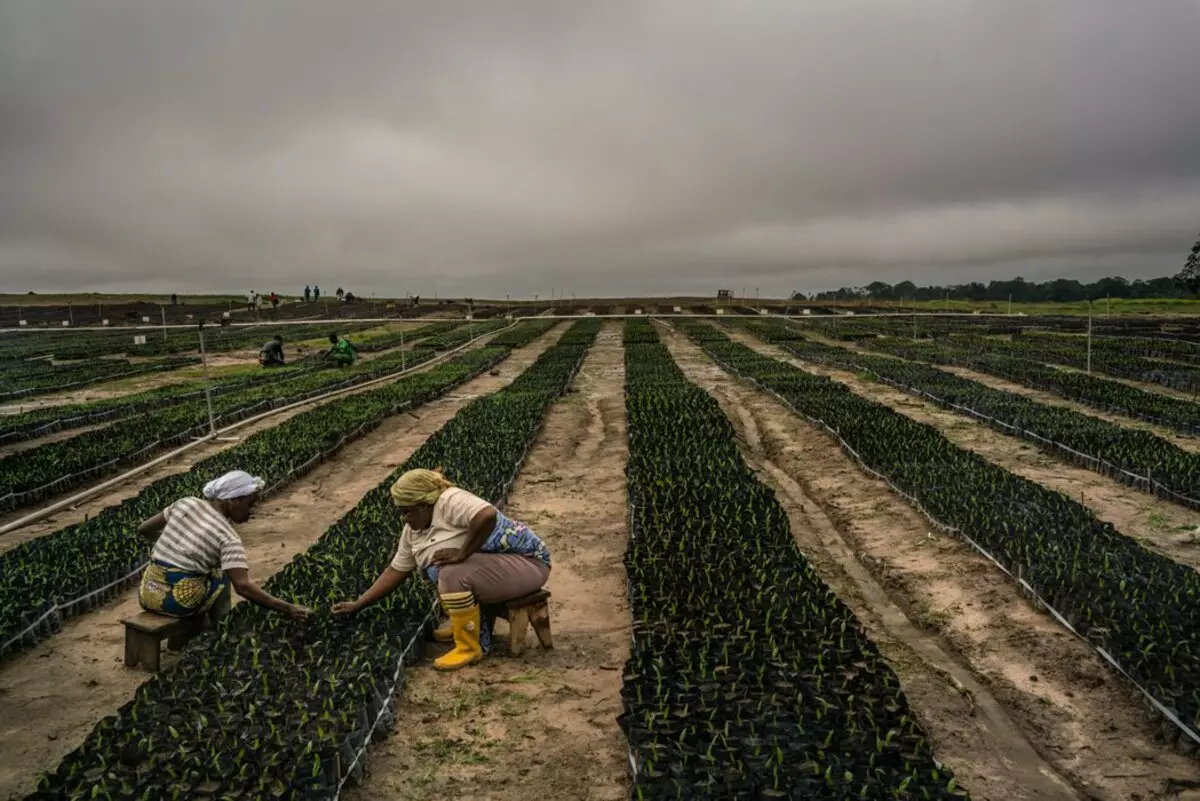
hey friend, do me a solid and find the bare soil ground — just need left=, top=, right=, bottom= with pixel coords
left=726, top=329, right=1200, bottom=573
left=345, top=323, right=631, bottom=801
left=660, top=324, right=1200, bottom=801
left=0, top=334, right=508, bottom=548
left=0, top=328, right=564, bottom=800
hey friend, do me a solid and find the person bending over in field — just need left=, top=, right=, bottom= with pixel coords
left=333, top=469, right=551, bottom=671
left=136, top=470, right=311, bottom=622
left=326, top=332, right=358, bottom=367
left=259, top=334, right=285, bottom=367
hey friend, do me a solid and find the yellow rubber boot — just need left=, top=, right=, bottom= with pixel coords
left=434, top=592, right=483, bottom=671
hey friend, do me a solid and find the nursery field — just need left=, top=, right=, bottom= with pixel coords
left=3, top=312, right=1200, bottom=800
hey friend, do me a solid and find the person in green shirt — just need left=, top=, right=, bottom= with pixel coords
left=327, top=333, right=358, bottom=366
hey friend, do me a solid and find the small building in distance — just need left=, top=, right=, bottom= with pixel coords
left=717, top=289, right=733, bottom=301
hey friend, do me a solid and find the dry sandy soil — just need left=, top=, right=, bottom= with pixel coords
left=659, top=323, right=1200, bottom=801
left=344, top=322, right=631, bottom=801
left=0, top=327, right=563, bottom=800
left=725, top=328, right=1200, bottom=573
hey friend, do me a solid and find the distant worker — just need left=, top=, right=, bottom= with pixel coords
left=332, top=469, right=551, bottom=671
left=136, top=470, right=311, bottom=622
left=304, top=285, right=311, bottom=302
left=247, top=290, right=255, bottom=312
left=259, top=334, right=285, bottom=367
left=314, top=285, right=321, bottom=301
left=254, top=293, right=264, bottom=311
left=269, top=291, right=279, bottom=309
left=326, top=333, right=357, bottom=366
left=171, top=293, right=178, bottom=306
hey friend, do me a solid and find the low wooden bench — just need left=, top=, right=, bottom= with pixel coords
left=123, top=612, right=205, bottom=672
left=482, top=589, right=553, bottom=657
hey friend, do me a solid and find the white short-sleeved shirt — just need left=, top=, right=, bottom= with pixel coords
left=390, top=488, right=492, bottom=573
left=150, top=497, right=250, bottom=575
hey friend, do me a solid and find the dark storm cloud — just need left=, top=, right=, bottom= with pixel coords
left=1, top=0, right=1198, bottom=297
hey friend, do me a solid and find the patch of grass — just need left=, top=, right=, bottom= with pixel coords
left=411, top=737, right=491, bottom=766
left=1147, top=511, right=1172, bottom=531
left=913, top=600, right=961, bottom=632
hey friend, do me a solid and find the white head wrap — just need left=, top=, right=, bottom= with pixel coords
left=202, top=470, right=265, bottom=501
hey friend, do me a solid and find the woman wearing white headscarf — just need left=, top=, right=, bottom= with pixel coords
left=136, top=470, right=311, bottom=621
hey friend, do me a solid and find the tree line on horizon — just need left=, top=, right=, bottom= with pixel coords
left=802, top=274, right=1180, bottom=303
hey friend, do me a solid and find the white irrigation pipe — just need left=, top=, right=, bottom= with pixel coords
left=0, top=323, right=515, bottom=536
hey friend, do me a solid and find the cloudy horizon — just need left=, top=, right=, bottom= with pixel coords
left=1, top=1, right=1198, bottom=298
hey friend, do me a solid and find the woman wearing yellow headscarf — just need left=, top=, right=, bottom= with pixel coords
left=332, top=469, right=551, bottom=671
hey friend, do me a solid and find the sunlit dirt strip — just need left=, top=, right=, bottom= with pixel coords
left=0, top=334, right=500, bottom=551
left=725, top=327, right=1200, bottom=576
left=0, top=327, right=566, bottom=801
left=662, top=325, right=1200, bottom=801
left=344, top=322, right=631, bottom=801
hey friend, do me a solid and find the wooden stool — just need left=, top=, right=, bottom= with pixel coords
left=483, top=589, right=553, bottom=657
left=122, top=612, right=204, bottom=672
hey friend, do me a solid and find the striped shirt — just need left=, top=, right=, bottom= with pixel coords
left=150, top=497, right=249, bottom=575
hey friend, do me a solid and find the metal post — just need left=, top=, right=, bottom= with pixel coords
left=160, top=305, right=167, bottom=341
left=198, top=323, right=218, bottom=435
left=400, top=328, right=405, bottom=372
left=506, top=293, right=511, bottom=317
left=913, top=305, right=917, bottom=340
left=69, top=304, right=74, bottom=326
left=1086, top=299, right=1093, bottom=375
left=1008, top=294, right=1012, bottom=316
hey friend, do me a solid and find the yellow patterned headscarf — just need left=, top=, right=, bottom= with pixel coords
left=390, top=468, right=454, bottom=508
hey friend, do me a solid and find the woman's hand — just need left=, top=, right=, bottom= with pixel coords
left=429, top=548, right=464, bottom=566
left=286, top=603, right=313, bottom=621
left=332, top=600, right=361, bottom=616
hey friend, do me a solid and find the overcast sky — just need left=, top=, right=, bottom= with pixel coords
left=1, top=1, right=1198, bottom=298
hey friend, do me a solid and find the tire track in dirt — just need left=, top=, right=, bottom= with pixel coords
left=345, top=322, right=630, bottom=801
left=726, top=328, right=1200, bottom=574
left=0, top=334, right=505, bottom=551
left=659, top=326, right=1080, bottom=801
left=660, top=324, right=1200, bottom=801
left=0, top=328, right=565, bottom=801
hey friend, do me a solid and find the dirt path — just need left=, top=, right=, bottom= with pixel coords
left=0, top=335, right=508, bottom=550
left=0, top=329, right=565, bottom=801
left=659, top=325, right=1200, bottom=801
left=726, top=328, right=1200, bottom=573
left=345, top=323, right=630, bottom=801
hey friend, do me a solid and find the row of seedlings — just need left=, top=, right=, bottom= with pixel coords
left=678, top=321, right=1200, bottom=751
left=27, top=319, right=599, bottom=801
left=0, top=321, right=467, bottom=445
left=620, top=319, right=965, bottom=800
left=740, top=319, right=1200, bottom=509
left=0, top=321, right=515, bottom=512
left=0, top=356, right=201, bottom=401
left=48, top=321, right=382, bottom=361
left=0, top=322, right=556, bottom=659
left=859, top=335, right=1200, bottom=438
